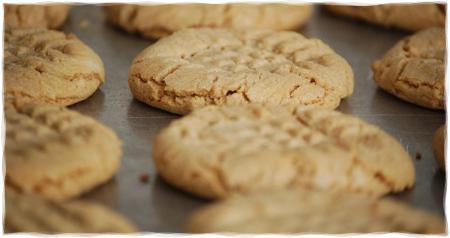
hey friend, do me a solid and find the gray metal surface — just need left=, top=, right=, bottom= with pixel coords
left=62, top=5, right=445, bottom=232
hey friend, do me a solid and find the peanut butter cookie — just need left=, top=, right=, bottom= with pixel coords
left=104, top=4, right=313, bottom=39
left=5, top=4, right=71, bottom=29
left=5, top=104, right=122, bottom=201
left=153, top=104, right=415, bottom=199
left=129, top=28, right=354, bottom=114
left=372, top=27, right=445, bottom=110
left=186, top=188, right=444, bottom=234
left=325, top=4, right=445, bottom=32
left=4, top=28, right=105, bottom=106
left=5, top=189, right=137, bottom=233
left=432, top=125, right=446, bottom=169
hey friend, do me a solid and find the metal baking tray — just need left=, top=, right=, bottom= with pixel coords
left=60, top=4, right=446, bottom=232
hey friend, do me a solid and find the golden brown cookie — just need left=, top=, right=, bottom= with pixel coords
left=325, top=4, right=445, bottom=32
left=5, top=4, right=71, bottom=29
left=104, top=4, right=313, bottom=39
left=153, top=104, right=415, bottom=199
left=372, top=27, right=445, bottom=110
left=185, top=188, right=445, bottom=234
left=5, top=189, right=137, bottom=233
left=433, top=125, right=446, bottom=169
left=4, top=28, right=105, bottom=107
left=5, top=104, right=122, bottom=201
left=129, top=28, right=354, bottom=115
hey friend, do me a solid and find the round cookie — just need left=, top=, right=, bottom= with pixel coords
left=153, top=104, right=415, bottom=199
left=5, top=189, right=137, bottom=233
left=432, top=125, right=446, bottom=169
left=372, top=27, right=445, bottom=110
left=5, top=4, right=71, bottom=29
left=185, top=188, right=445, bottom=234
left=104, top=4, right=313, bottom=39
left=4, top=28, right=105, bottom=107
left=129, top=28, right=354, bottom=115
left=5, top=104, right=122, bottom=201
left=325, top=4, right=445, bottom=32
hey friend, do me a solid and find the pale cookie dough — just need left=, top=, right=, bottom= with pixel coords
left=153, top=104, right=415, bottom=199
left=5, top=4, right=71, bottom=29
left=432, top=125, right=446, bottom=169
left=104, top=4, right=313, bottom=39
left=5, top=189, right=137, bottom=233
left=129, top=28, right=354, bottom=114
left=185, top=188, right=445, bottom=234
left=372, top=27, right=445, bottom=110
left=4, top=28, right=105, bottom=107
left=5, top=104, right=122, bottom=201
left=325, top=4, right=445, bottom=32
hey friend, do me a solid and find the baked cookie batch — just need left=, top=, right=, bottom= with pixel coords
left=3, top=3, right=447, bottom=234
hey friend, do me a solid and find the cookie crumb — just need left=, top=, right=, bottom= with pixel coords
left=139, top=173, right=150, bottom=183
left=415, top=152, right=422, bottom=160
left=79, top=19, right=90, bottom=29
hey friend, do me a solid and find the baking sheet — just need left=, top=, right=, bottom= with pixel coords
left=60, top=4, right=446, bottom=232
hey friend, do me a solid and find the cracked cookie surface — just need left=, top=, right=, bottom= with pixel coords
left=185, top=188, right=444, bottom=234
left=372, top=27, right=445, bottom=110
left=5, top=4, right=71, bottom=29
left=153, top=104, right=415, bottom=199
left=325, top=4, right=445, bottom=32
left=5, top=104, right=122, bottom=201
left=104, top=4, right=313, bottom=39
left=4, top=28, right=105, bottom=107
left=5, top=189, right=137, bottom=233
left=432, top=125, right=445, bottom=169
left=129, top=28, right=354, bottom=114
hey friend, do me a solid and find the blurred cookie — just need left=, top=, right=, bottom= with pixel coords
left=185, top=188, right=445, bottom=234
left=5, top=104, right=122, bottom=201
left=104, top=4, right=313, bottom=39
left=325, top=4, right=445, bottom=32
left=5, top=4, right=71, bottom=29
left=433, top=125, right=446, bottom=169
left=129, top=28, right=354, bottom=114
left=153, top=104, right=415, bottom=199
left=4, top=28, right=105, bottom=107
left=5, top=189, right=137, bottom=233
left=372, top=27, right=445, bottom=110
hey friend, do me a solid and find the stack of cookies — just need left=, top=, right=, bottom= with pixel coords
left=3, top=2, right=447, bottom=234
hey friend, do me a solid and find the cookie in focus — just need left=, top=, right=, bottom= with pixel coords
left=129, top=28, right=354, bottom=114
left=372, top=27, right=445, bottom=110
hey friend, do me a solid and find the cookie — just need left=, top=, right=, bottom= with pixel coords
left=5, top=189, right=137, bottom=233
left=104, top=4, right=313, bottom=39
left=5, top=104, right=122, bottom=201
left=432, top=125, right=446, bottom=169
left=153, top=104, right=415, bottom=199
left=325, top=4, right=445, bottom=32
left=129, top=28, right=354, bottom=114
left=372, top=27, right=445, bottom=110
left=185, top=188, right=445, bottom=234
left=5, top=4, right=71, bottom=29
left=4, top=28, right=105, bottom=107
